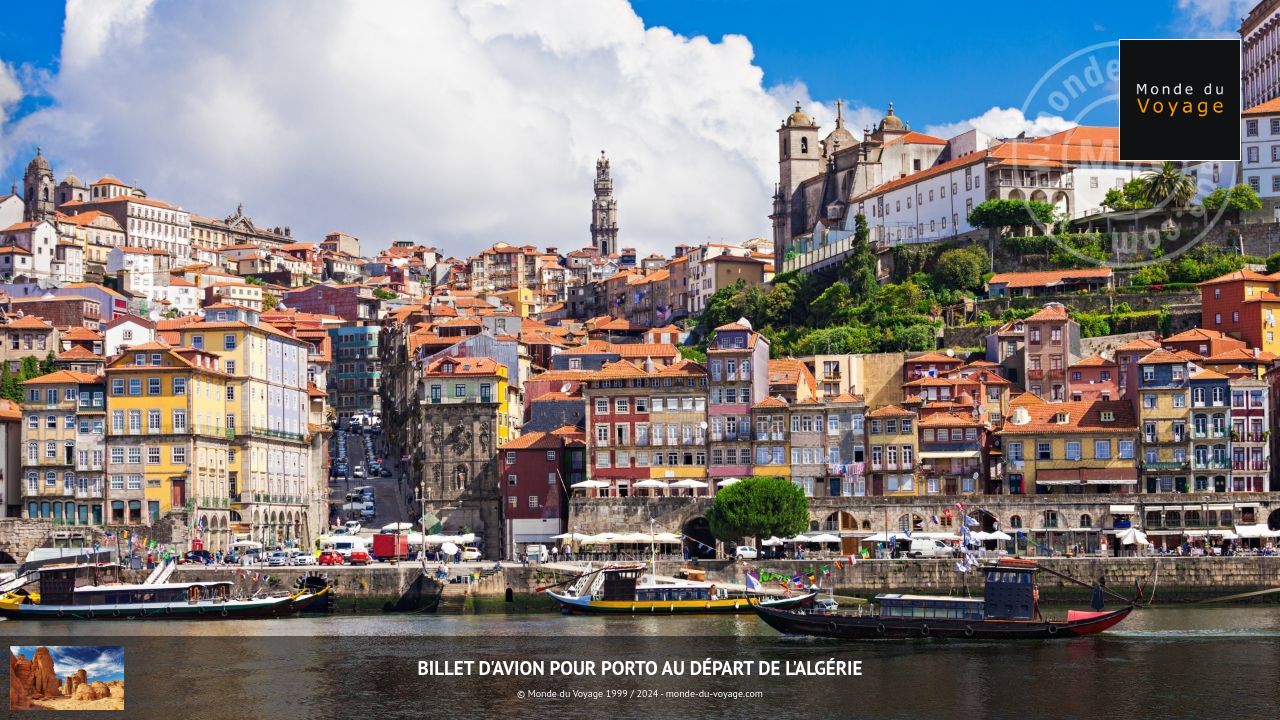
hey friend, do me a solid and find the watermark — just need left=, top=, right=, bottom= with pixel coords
left=1013, top=41, right=1233, bottom=269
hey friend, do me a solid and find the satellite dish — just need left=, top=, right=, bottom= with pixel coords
left=559, top=383, right=571, bottom=394
left=196, top=308, right=206, bottom=318
left=945, top=348, right=955, bottom=357
left=148, top=309, right=161, bottom=322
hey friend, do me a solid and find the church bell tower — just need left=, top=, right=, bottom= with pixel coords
left=22, top=147, right=55, bottom=223
left=590, top=151, right=618, bottom=256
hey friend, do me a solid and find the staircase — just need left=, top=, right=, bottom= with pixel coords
left=435, top=582, right=472, bottom=614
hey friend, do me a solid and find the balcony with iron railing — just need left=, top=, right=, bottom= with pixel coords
left=1192, top=458, right=1231, bottom=470
left=1232, top=460, right=1269, bottom=471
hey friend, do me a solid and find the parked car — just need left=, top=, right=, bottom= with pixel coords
left=318, top=550, right=344, bottom=566
left=524, top=544, right=548, bottom=562
left=896, top=538, right=959, bottom=559
left=344, top=521, right=362, bottom=534
left=353, top=467, right=365, bottom=478
left=267, top=551, right=290, bottom=567
left=460, top=546, right=482, bottom=561
left=291, top=553, right=316, bottom=566
left=379, top=467, right=392, bottom=477
left=733, top=545, right=759, bottom=560
left=182, top=550, right=214, bottom=565
left=348, top=550, right=372, bottom=566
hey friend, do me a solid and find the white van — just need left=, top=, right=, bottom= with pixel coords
left=896, top=537, right=957, bottom=559
left=332, top=537, right=370, bottom=559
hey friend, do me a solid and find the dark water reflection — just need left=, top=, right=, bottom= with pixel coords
left=5, top=606, right=1279, bottom=719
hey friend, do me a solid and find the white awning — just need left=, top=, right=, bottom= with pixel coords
left=1036, top=479, right=1081, bottom=485
left=1086, top=478, right=1137, bottom=484
left=1108, top=505, right=1136, bottom=513
left=1235, top=502, right=1261, bottom=508
left=1183, top=530, right=1207, bottom=536
left=918, top=450, right=981, bottom=459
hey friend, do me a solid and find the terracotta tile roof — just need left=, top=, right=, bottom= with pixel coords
left=1205, top=347, right=1277, bottom=363
left=1024, top=304, right=1071, bottom=322
left=1164, top=328, right=1235, bottom=342
left=1116, top=337, right=1161, bottom=352
left=530, top=369, right=594, bottom=383
left=1000, top=399, right=1136, bottom=434
left=1136, top=348, right=1187, bottom=365
left=423, top=356, right=501, bottom=376
left=22, top=369, right=100, bottom=385
left=589, top=360, right=648, bottom=380
left=500, top=431, right=566, bottom=451
left=828, top=392, right=865, bottom=404
left=56, top=346, right=102, bottom=361
left=918, top=411, right=980, bottom=427
left=987, top=267, right=1112, bottom=289
left=6, top=315, right=52, bottom=329
left=1070, top=354, right=1116, bottom=368
left=904, top=375, right=958, bottom=388
left=0, top=398, right=21, bottom=421
left=62, top=326, right=104, bottom=340
left=1196, top=269, right=1274, bottom=286
left=907, top=352, right=964, bottom=365
left=867, top=404, right=914, bottom=418
left=1190, top=368, right=1228, bottom=381
left=654, top=359, right=706, bottom=376
left=1244, top=96, right=1280, bottom=115
left=753, top=396, right=789, bottom=409
left=882, top=130, right=948, bottom=147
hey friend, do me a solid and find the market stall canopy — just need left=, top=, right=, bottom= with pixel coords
left=632, top=479, right=669, bottom=489
left=670, top=479, right=708, bottom=489
left=717, top=478, right=741, bottom=487
left=381, top=522, right=413, bottom=532
left=1234, top=524, right=1280, bottom=538
left=421, top=533, right=476, bottom=545
left=807, top=533, right=841, bottom=543
left=440, top=542, right=459, bottom=555
left=571, top=480, right=610, bottom=489
left=988, top=530, right=1013, bottom=541
left=230, top=540, right=263, bottom=549
left=1117, top=527, right=1149, bottom=545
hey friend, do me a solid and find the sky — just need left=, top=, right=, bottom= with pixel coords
left=0, top=0, right=1257, bottom=257
left=11, top=645, right=126, bottom=683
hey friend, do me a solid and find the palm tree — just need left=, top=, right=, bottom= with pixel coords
left=1139, top=161, right=1196, bottom=227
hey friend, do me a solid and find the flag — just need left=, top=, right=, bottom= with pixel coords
left=955, top=562, right=968, bottom=573
left=745, top=572, right=762, bottom=591
left=834, top=560, right=842, bottom=570
left=791, top=574, right=803, bottom=586
left=848, top=554, right=857, bottom=566
left=821, top=567, right=830, bottom=576
left=955, top=502, right=965, bottom=511
left=807, top=574, right=816, bottom=584
left=965, top=515, right=979, bottom=527
left=931, top=514, right=940, bottom=525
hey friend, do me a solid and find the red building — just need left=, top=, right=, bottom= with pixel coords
left=499, top=426, right=584, bottom=560
left=902, top=351, right=964, bottom=383
left=1162, top=328, right=1246, bottom=358
left=1067, top=355, right=1118, bottom=403
left=583, top=360, right=652, bottom=496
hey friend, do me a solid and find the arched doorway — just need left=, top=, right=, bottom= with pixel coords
left=0, top=551, right=15, bottom=564
left=682, top=517, right=716, bottom=560
left=1268, top=509, right=1280, bottom=531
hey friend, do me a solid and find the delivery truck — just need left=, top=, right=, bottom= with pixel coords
left=373, top=532, right=410, bottom=561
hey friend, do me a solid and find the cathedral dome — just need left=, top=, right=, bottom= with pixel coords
left=879, top=102, right=904, bottom=131
left=61, top=172, right=85, bottom=188
left=785, top=102, right=813, bottom=127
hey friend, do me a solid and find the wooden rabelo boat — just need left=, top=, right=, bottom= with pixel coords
left=754, top=557, right=1132, bottom=640
left=546, top=564, right=816, bottom=615
left=0, top=560, right=334, bottom=621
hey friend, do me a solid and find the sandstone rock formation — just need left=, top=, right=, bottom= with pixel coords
left=64, top=667, right=87, bottom=696
left=9, top=651, right=31, bottom=710
left=30, top=646, right=62, bottom=698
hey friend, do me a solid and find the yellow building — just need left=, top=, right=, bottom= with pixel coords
left=20, top=370, right=103, bottom=525
left=178, top=305, right=317, bottom=547
left=496, top=287, right=537, bottom=318
left=866, top=405, right=918, bottom=496
left=999, top=396, right=1139, bottom=498
left=105, top=342, right=231, bottom=550
left=647, top=360, right=709, bottom=482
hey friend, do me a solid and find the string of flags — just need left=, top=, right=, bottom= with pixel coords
left=743, top=553, right=862, bottom=589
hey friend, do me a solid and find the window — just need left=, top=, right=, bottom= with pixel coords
left=225, top=360, right=236, bottom=375
left=128, top=378, right=141, bottom=395
left=594, top=399, right=608, bottom=415
left=635, top=397, right=648, bottom=413
left=128, top=410, right=141, bottom=432
left=595, top=451, right=610, bottom=468
left=454, top=384, right=465, bottom=398
left=1248, top=146, right=1260, bottom=163
left=173, top=410, right=186, bottom=431
left=1036, top=442, right=1051, bottom=460
left=1248, top=119, right=1259, bottom=136
left=148, top=377, right=161, bottom=395
left=615, top=398, right=629, bottom=414
left=148, top=410, right=161, bottom=432
left=223, top=334, right=237, bottom=350
left=1249, top=176, right=1260, bottom=192
left=147, top=447, right=161, bottom=464
left=172, top=446, right=187, bottom=464
left=1094, top=440, right=1111, bottom=459
left=172, top=377, right=187, bottom=395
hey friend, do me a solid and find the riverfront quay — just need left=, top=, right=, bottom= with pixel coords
left=7, top=555, right=1270, bottom=611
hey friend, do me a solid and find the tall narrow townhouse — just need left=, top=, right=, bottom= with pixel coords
left=646, top=360, right=709, bottom=491
left=1228, top=370, right=1270, bottom=492
left=1134, top=349, right=1192, bottom=494
left=105, top=343, right=231, bottom=550
left=583, top=360, right=650, bottom=497
left=20, top=370, right=103, bottom=525
left=178, top=306, right=313, bottom=547
left=1189, top=368, right=1232, bottom=494
left=707, top=320, right=770, bottom=487
left=1022, top=303, right=1081, bottom=402
left=865, top=405, right=918, bottom=496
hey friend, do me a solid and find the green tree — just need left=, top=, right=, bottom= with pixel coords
left=262, top=292, right=281, bottom=311
left=1101, top=178, right=1154, bottom=212
left=0, top=364, right=19, bottom=403
left=967, top=198, right=1056, bottom=235
left=19, top=355, right=41, bottom=380
left=373, top=288, right=398, bottom=301
left=1267, top=251, right=1280, bottom=274
left=1140, top=161, right=1196, bottom=225
left=887, top=323, right=938, bottom=352
left=677, top=345, right=706, bottom=363
left=839, top=214, right=879, bottom=303
left=932, top=247, right=984, bottom=292
left=809, top=282, right=855, bottom=325
left=40, top=350, right=55, bottom=375
left=705, top=476, right=809, bottom=548
left=1203, top=184, right=1263, bottom=219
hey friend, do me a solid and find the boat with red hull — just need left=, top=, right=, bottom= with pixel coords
left=754, top=557, right=1134, bottom=641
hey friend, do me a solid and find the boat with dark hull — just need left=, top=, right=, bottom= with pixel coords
left=754, top=557, right=1133, bottom=640
left=0, top=561, right=334, bottom=621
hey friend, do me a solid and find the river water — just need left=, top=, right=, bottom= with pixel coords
left=7, top=606, right=1280, bottom=719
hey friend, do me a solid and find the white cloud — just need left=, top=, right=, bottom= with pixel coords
left=1174, top=0, right=1255, bottom=38
left=923, top=107, right=1076, bottom=142
left=5, top=0, right=836, bottom=257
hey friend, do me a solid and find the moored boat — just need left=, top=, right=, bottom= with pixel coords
left=546, top=564, right=816, bottom=614
left=753, top=557, right=1132, bottom=640
left=0, top=560, right=334, bottom=621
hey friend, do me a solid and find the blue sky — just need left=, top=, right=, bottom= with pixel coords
left=11, top=645, right=125, bottom=683
left=0, top=1, right=1248, bottom=254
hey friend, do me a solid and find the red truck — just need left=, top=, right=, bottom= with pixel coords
left=372, top=533, right=410, bottom=561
